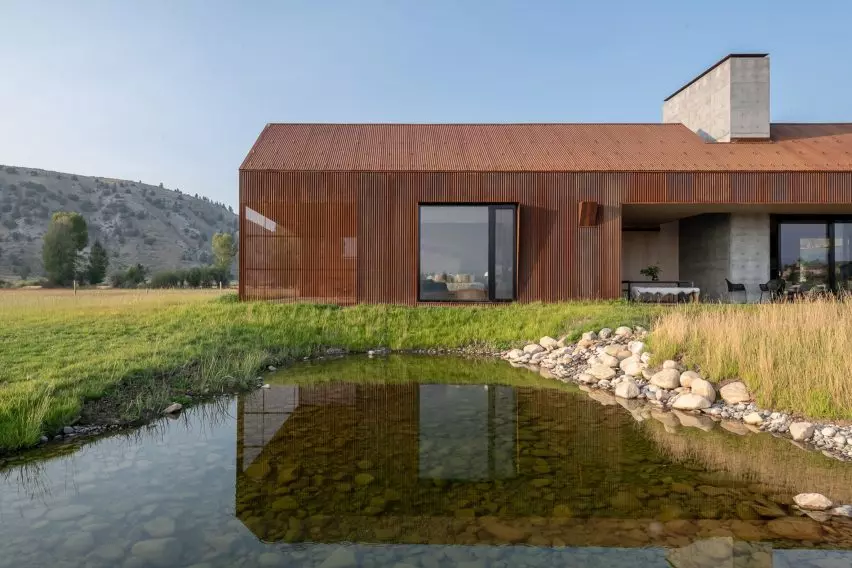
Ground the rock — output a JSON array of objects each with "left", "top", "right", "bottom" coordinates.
[
  {"left": 720, "top": 421, "right": 750, "bottom": 436},
  {"left": 619, "top": 358, "right": 644, "bottom": 376},
  {"left": 615, "top": 380, "right": 640, "bottom": 400},
  {"left": 598, "top": 328, "right": 613, "bottom": 339},
  {"left": 628, "top": 341, "right": 646, "bottom": 355},
  {"left": 581, "top": 331, "right": 597, "bottom": 341},
  {"left": 671, "top": 393, "right": 712, "bottom": 411},
  {"left": 679, "top": 370, "right": 701, "bottom": 388},
  {"left": 317, "top": 547, "right": 358, "bottom": 568},
  {"left": 651, "top": 410, "right": 680, "bottom": 429},
  {"left": 789, "top": 421, "right": 815, "bottom": 442},
  {"left": 690, "top": 378, "right": 716, "bottom": 402},
  {"left": 577, "top": 373, "right": 596, "bottom": 384},
  {"left": 143, "top": 516, "right": 176, "bottom": 538},
  {"left": 523, "top": 344, "right": 544, "bottom": 354},
  {"left": 650, "top": 369, "right": 681, "bottom": 389},
  {"left": 640, "top": 352, "right": 652, "bottom": 364},
  {"left": 743, "top": 412, "right": 763, "bottom": 425},
  {"left": 62, "top": 426, "right": 75, "bottom": 435},
  {"left": 615, "top": 350, "right": 633, "bottom": 361},
  {"left": 130, "top": 538, "right": 182, "bottom": 567},
  {"left": 62, "top": 532, "right": 95, "bottom": 554},
  {"left": 45, "top": 504, "right": 92, "bottom": 521},
  {"left": 552, "top": 504, "right": 572, "bottom": 517},
  {"left": 673, "top": 410, "right": 714, "bottom": 431},
  {"left": 794, "top": 493, "right": 833, "bottom": 511},
  {"left": 505, "top": 348, "right": 524, "bottom": 360},
  {"left": 662, "top": 360, "right": 679, "bottom": 370},
  {"left": 598, "top": 354, "right": 619, "bottom": 368},
  {"left": 822, "top": 427, "right": 837, "bottom": 438},
  {"left": 720, "top": 381, "right": 750, "bottom": 404},
  {"left": 588, "top": 364, "right": 616, "bottom": 381},
  {"left": 666, "top": 537, "right": 733, "bottom": 567},
  {"left": 834, "top": 435, "right": 847, "bottom": 446},
  {"left": 539, "top": 336, "right": 558, "bottom": 350},
  {"left": 162, "top": 403, "right": 183, "bottom": 415},
  {"left": 766, "top": 517, "right": 823, "bottom": 541},
  {"left": 831, "top": 505, "right": 852, "bottom": 517},
  {"left": 480, "top": 518, "right": 527, "bottom": 543},
  {"left": 614, "top": 326, "right": 632, "bottom": 337},
  {"left": 604, "top": 345, "right": 622, "bottom": 356}
]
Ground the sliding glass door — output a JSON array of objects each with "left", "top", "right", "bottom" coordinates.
[
  {"left": 418, "top": 204, "right": 517, "bottom": 302},
  {"left": 776, "top": 219, "right": 852, "bottom": 293}
]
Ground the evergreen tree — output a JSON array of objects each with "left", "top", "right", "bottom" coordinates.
[{"left": 87, "top": 240, "right": 109, "bottom": 284}]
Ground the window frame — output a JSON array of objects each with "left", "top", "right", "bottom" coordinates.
[{"left": 417, "top": 203, "right": 518, "bottom": 303}]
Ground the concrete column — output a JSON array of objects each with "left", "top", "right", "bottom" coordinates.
[{"left": 729, "top": 213, "right": 770, "bottom": 302}]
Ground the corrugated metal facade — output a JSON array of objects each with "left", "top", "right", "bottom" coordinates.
[{"left": 239, "top": 169, "right": 852, "bottom": 304}]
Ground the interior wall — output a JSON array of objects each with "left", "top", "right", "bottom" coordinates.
[{"left": 621, "top": 221, "right": 679, "bottom": 282}]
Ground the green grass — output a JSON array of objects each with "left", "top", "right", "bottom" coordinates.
[{"left": 0, "top": 289, "right": 658, "bottom": 451}]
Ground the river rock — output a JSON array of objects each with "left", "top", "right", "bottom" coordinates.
[
  {"left": 615, "top": 380, "right": 640, "bottom": 400},
  {"left": 766, "top": 517, "right": 823, "bottom": 541},
  {"left": 679, "top": 370, "right": 701, "bottom": 388},
  {"left": 831, "top": 505, "right": 852, "bottom": 517},
  {"left": 614, "top": 326, "right": 632, "bottom": 337},
  {"left": 821, "top": 427, "right": 837, "bottom": 438},
  {"left": 539, "top": 336, "right": 558, "bottom": 350},
  {"left": 794, "top": 493, "right": 833, "bottom": 511},
  {"left": 789, "top": 422, "right": 815, "bottom": 442},
  {"left": 662, "top": 360, "right": 679, "bottom": 370},
  {"left": 588, "top": 364, "right": 616, "bottom": 381},
  {"left": 480, "top": 518, "right": 527, "bottom": 543},
  {"left": 577, "top": 373, "right": 596, "bottom": 384},
  {"left": 720, "top": 381, "right": 750, "bottom": 404},
  {"left": 62, "top": 532, "right": 95, "bottom": 554},
  {"left": 628, "top": 341, "right": 646, "bottom": 355},
  {"left": 581, "top": 331, "right": 597, "bottom": 341},
  {"left": 505, "top": 349, "right": 523, "bottom": 360},
  {"left": 743, "top": 412, "right": 763, "bottom": 425},
  {"left": 671, "top": 393, "right": 712, "bottom": 411},
  {"left": 523, "top": 344, "right": 544, "bottom": 355},
  {"left": 650, "top": 369, "right": 680, "bottom": 389},
  {"left": 598, "top": 328, "right": 612, "bottom": 339},
  {"left": 598, "top": 354, "right": 620, "bottom": 368},
  {"left": 620, "top": 358, "right": 644, "bottom": 376},
  {"left": 690, "top": 378, "right": 716, "bottom": 403},
  {"left": 163, "top": 403, "right": 182, "bottom": 415},
  {"left": 131, "top": 538, "right": 182, "bottom": 567},
  {"left": 45, "top": 505, "right": 92, "bottom": 521},
  {"left": 604, "top": 345, "right": 621, "bottom": 356}
]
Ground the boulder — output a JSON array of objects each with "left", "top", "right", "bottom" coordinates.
[
  {"left": 650, "top": 369, "right": 681, "bottom": 389},
  {"left": 720, "top": 381, "right": 750, "bottom": 404},
  {"left": 743, "top": 412, "right": 763, "bottom": 425},
  {"left": 588, "top": 365, "right": 616, "bottom": 381},
  {"left": 162, "top": 403, "right": 182, "bottom": 415},
  {"left": 766, "top": 517, "right": 823, "bottom": 541},
  {"left": 679, "top": 370, "right": 701, "bottom": 388},
  {"left": 640, "top": 352, "right": 652, "bottom": 364},
  {"left": 577, "top": 373, "right": 596, "bottom": 384},
  {"left": 539, "top": 336, "right": 558, "bottom": 350},
  {"left": 789, "top": 422, "right": 815, "bottom": 441},
  {"left": 662, "top": 360, "right": 679, "bottom": 370},
  {"left": 523, "top": 344, "right": 545, "bottom": 354},
  {"left": 821, "top": 427, "right": 837, "bottom": 437},
  {"left": 604, "top": 345, "right": 621, "bottom": 356},
  {"left": 671, "top": 393, "right": 712, "bottom": 411},
  {"left": 794, "top": 493, "right": 833, "bottom": 511},
  {"left": 581, "top": 331, "right": 598, "bottom": 341},
  {"left": 505, "top": 348, "right": 524, "bottom": 360},
  {"left": 690, "top": 378, "right": 716, "bottom": 403},
  {"left": 598, "top": 328, "right": 613, "bottom": 339},
  {"left": 614, "top": 326, "right": 632, "bottom": 337},
  {"left": 598, "top": 354, "right": 620, "bottom": 368},
  {"left": 628, "top": 341, "right": 646, "bottom": 355},
  {"left": 616, "top": 350, "right": 633, "bottom": 361},
  {"left": 619, "top": 358, "right": 644, "bottom": 377},
  {"left": 614, "top": 380, "right": 640, "bottom": 400}
]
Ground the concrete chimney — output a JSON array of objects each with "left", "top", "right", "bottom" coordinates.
[{"left": 663, "top": 54, "right": 770, "bottom": 142}]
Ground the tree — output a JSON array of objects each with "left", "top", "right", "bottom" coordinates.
[
  {"left": 51, "top": 212, "right": 88, "bottom": 251},
  {"left": 42, "top": 217, "right": 78, "bottom": 285},
  {"left": 211, "top": 232, "right": 237, "bottom": 271},
  {"left": 87, "top": 240, "right": 109, "bottom": 284}
]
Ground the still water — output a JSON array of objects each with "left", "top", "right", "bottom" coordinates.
[{"left": 3, "top": 356, "right": 852, "bottom": 567}]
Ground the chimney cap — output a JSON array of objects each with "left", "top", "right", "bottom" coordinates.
[{"left": 664, "top": 53, "right": 768, "bottom": 102}]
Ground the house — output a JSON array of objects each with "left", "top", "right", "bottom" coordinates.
[{"left": 239, "top": 54, "right": 852, "bottom": 304}]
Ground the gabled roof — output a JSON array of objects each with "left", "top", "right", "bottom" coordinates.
[{"left": 240, "top": 123, "right": 852, "bottom": 173}]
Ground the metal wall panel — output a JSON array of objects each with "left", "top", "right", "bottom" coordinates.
[{"left": 240, "top": 170, "right": 852, "bottom": 303}]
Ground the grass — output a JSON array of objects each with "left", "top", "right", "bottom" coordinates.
[
  {"left": 0, "top": 289, "right": 658, "bottom": 452},
  {"left": 651, "top": 297, "right": 852, "bottom": 419}
]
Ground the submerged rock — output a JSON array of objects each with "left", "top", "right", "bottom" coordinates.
[
  {"left": 130, "top": 538, "right": 183, "bottom": 566},
  {"left": 766, "top": 517, "right": 823, "bottom": 541}
]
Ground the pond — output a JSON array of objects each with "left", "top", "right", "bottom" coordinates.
[{"left": 3, "top": 355, "right": 852, "bottom": 567}]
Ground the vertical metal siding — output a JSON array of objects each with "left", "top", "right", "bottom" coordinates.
[{"left": 239, "top": 170, "right": 852, "bottom": 303}]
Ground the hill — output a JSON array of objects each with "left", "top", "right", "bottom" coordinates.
[{"left": 0, "top": 165, "right": 237, "bottom": 280}]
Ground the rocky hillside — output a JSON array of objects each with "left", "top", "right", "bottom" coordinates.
[{"left": 0, "top": 165, "right": 237, "bottom": 279}]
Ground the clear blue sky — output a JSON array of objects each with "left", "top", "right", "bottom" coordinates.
[{"left": 2, "top": 1, "right": 850, "bottom": 208}]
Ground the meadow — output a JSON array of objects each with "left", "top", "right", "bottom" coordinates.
[{"left": 0, "top": 289, "right": 655, "bottom": 451}]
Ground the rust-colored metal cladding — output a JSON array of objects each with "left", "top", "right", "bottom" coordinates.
[
  {"left": 578, "top": 201, "right": 599, "bottom": 227},
  {"left": 239, "top": 123, "right": 852, "bottom": 304}
]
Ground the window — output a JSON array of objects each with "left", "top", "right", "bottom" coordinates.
[{"left": 418, "top": 204, "right": 517, "bottom": 302}]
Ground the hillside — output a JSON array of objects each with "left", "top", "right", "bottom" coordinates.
[{"left": 0, "top": 165, "right": 237, "bottom": 279}]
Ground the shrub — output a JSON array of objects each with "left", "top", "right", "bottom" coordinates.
[{"left": 150, "top": 269, "right": 186, "bottom": 288}]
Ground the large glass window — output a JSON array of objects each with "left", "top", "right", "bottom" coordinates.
[
  {"left": 778, "top": 222, "right": 830, "bottom": 293},
  {"left": 418, "top": 204, "right": 517, "bottom": 302}
]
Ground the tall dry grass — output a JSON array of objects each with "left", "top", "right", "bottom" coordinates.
[{"left": 652, "top": 298, "right": 852, "bottom": 418}]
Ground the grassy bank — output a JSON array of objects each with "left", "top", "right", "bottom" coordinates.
[
  {"left": 652, "top": 298, "right": 852, "bottom": 419},
  {"left": 0, "top": 289, "right": 657, "bottom": 451}
]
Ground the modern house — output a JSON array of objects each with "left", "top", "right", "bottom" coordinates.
[{"left": 239, "top": 54, "right": 852, "bottom": 304}]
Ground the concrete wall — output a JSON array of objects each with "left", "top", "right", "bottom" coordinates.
[
  {"left": 622, "top": 222, "right": 679, "bottom": 282},
  {"left": 663, "top": 56, "right": 769, "bottom": 142},
  {"left": 729, "top": 213, "right": 770, "bottom": 301},
  {"left": 679, "top": 214, "right": 730, "bottom": 300}
]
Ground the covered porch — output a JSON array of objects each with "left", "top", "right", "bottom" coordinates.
[{"left": 621, "top": 204, "right": 852, "bottom": 303}]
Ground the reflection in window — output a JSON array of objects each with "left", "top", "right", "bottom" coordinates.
[
  {"left": 835, "top": 223, "right": 852, "bottom": 291},
  {"left": 418, "top": 205, "right": 516, "bottom": 302},
  {"left": 778, "top": 223, "right": 829, "bottom": 293}
]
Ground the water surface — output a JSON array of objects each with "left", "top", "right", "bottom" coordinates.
[{"left": 2, "top": 355, "right": 852, "bottom": 567}]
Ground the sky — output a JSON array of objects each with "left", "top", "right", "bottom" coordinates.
[{"left": 2, "top": 0, "right": 851, "bottom": 208}]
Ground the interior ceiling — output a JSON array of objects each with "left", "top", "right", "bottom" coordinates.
[{"left": 622, "top": 204, "right": 852, "bottom": 228}]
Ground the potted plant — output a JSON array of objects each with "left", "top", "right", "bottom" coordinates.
[{"left": 640, "top": 265, "right": 661, "bottom": 282}]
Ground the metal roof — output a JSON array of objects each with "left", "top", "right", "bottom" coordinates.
[{"left": 240, "top": 122, "right": 852, "bottom": 173}]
